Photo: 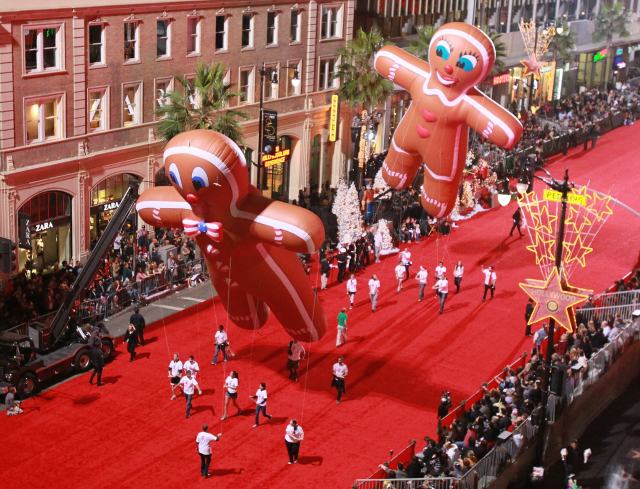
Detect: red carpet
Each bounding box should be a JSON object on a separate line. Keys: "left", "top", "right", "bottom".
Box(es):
{"left": 3, "top": 124, "right": 640, "bottom": 489}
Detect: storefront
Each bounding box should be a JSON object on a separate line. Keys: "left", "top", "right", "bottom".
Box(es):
{"left": 506, "top": 62, "right": 557, "bottom": 112}
{"left": 262, "top": 136, "right": 292, "bottom": 201}
{"left": 89, "top": 173, "right": 140, "bottom": 245}
{"left": 17, "top": 191, "right": 72, "bottom": 273}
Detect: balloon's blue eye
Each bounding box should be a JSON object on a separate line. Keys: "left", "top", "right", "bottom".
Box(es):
{"left": 435, "top": 40, "right": 451, "bottom": 60}
{"left": 168, "top": 163, "right": 182, "bottom": 188}
{"left": 456, "top": 54, "right": 478, "bottom": 72}
{"left": 191, "top": 167, "right": 209, "bottom": 191}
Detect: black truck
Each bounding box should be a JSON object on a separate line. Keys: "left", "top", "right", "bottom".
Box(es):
{"left": 0, "top": 185, "right": 139, "bottom": 398}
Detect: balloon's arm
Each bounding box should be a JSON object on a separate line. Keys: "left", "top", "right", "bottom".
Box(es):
{"left": 463, "top": 90, "right": 524, "bottom": 150}
{"left": 135, "top": 186, "right": 194, "bottom": 228}
{"left": 373, "top": 45, "right": 429, "bottom": 89}
{"left": 239, "top": 195, "right": 325, "bottom": 254}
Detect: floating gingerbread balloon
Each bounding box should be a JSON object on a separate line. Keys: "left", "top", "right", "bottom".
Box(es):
{"left": 374, "top": 22, "right": 523, "bottom": 218}
{"left": 136, "top": 130, "right": 327, "bottom": 342}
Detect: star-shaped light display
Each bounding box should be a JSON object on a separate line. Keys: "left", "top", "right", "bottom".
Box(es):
{"left": 563, "top": 234, "right": 593, "bottom": 268}
{"left": 520, "top": 56, "right": 541, "bottom": 77}
{"left": 519, "top": 267, "right": 592, "bottom": 333}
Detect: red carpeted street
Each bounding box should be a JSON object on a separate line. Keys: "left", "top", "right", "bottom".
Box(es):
{"left": 3, "top": 123, "right": 640, "bottom": 489}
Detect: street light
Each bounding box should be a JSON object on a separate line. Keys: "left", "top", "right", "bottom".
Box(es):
{"left": 254, "top": 63, "right": 301, "bottom": 191}
{"left": 497, "top": 179, "right": 512, "bottom": 206}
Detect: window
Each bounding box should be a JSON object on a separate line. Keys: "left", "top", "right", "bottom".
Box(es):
{"left": 267, "top": 12, "right": 278, "bottom": 46}
{"left": 88, "top": 88, "right": 108, "bottom": 131}
{"left": 265, "top": 65, "right": 279, "bottom": 100}
{"left": 122, "top": 83, "right": 142, "bottom": 126}
{"left": 25, "top": 96, "right": 62, "bottom": 143}
{"left": 124, "top": 22, "right": 139, "bottom": 62}
{"left": 320, "top": 6, "right": 343, "bottom": 40}
{"left": 239, "top": 67, "right": 255, "bottom": 104}
{"left": 215, "top": 15, "right": 228, "bottom": 51}
{"left": 287, "top": 60, "right": 302, "bottom": 96}
{"left": 185, "top": 76, "right": 201, "bottom": 109}
{"left": 155, "top": 78, "right": 173, "bottom": 112}
{"left": 241, "top": 13, "right": 254, "bottom": 48}
{"left": 157, "top": 19, "right": 171, "bottom": 58}
{"left": 319, "top": 58, "right": 338, "bottom": 90}
{"left": 23, "top": 26, "right": 62, "bottom": 73}
{"left": 187, "top": 17, "right": 201, "bottom": 55}
{"left": 88, "top": 24, "right": 105, "bottom": 65}
{"left": 290, "top": 9, "right": 301, "bottom": 43}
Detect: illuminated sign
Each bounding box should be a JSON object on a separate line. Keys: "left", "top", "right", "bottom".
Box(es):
{"left": 593, "top": 49, "right": 608, "bottom": 63}
{"left": 34, "top": 221, "right": 54, "bottom": 232}
{"left": 329, "top": 94, "right": 339, "bottom": 142}
{"left": 261, "top": 146, "right": 291, "bottom": 167}
{"left": 543, "top": 189, "right": 587, "bottom": 206}
{"left": 103, "top": 201, "right": 120, "bottom": 212}
{"left": 616, "top": 62, "right": 627, "bottom": 69}
{"left": 492, "top": 73, "right": 510, "bottom": 85}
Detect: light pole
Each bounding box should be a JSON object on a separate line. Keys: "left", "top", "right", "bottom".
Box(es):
{"left": 254, "top": 63, "right": 301, "bottom": 191}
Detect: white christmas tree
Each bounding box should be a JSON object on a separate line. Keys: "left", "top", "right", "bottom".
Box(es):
{"left": 373, "top": 168, "right": 391, "bottom": 199}
{"left": 375, "top": 218, "right": 398, "bottom": 255}
{"left": 332, "top": 181, "right": 363, "bottom": 244}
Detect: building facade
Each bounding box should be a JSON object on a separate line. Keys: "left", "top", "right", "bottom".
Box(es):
{"left": 0, "top": 0, "right": 355, "bottom": 270}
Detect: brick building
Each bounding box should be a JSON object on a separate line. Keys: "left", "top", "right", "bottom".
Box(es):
{"left": 0, "top": 0, "right": 355, "bottom": 270}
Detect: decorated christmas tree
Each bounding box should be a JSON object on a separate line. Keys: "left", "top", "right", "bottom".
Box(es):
{"left": 332, "top": 181, "right": 363, "bottom": 244}
{"left": 375, "top": 218, "right": 398, "bottom": 255}
{"left": 373, "top": 168, "right": 391, "bottom": 199}
{"left": 460, "top": 180, "right": 474, "bottom": 210}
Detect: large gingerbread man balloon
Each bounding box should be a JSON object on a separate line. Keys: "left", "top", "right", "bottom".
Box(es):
{"left": 136, "top": 130, "right": 327, "bottom": 342}
{"left": 374, "top": 22, "right": 523, "bottom": 217}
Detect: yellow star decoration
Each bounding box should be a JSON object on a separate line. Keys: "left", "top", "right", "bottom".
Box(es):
{"left": 527, "top": 232, "right": 556, "bottom": 265}
{"left": 531, "top": 204, "right": 558, "bottom": 236}
{"left": 591, "top": 192, "right": 614, "bottom": 222}
{"left": 565, "top": 204, "right": 592, "bottom": 235}
{"left": 563, "top": 234, "right": 593, "bottom": 268}
{"left": 519, "top": 267, "right": 592, "bottom": 333}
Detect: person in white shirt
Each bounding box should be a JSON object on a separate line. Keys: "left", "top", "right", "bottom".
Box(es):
{"left": 435, "top": 261, "right": 447, "bottom": 281}
{"left": 395, "top": 261, "right": 407, "bottom": 293}
{"left": 168, "top": 353, "right": 183, "bottom": 400}
{"left": 374, "top": 232, "right": 383, "bottom": 263}
{"left": 368, "top": 274, "right": 381, "bottom": 312}
{"left": 453, "top": 260, "right": 464, "bottom": 293}
{"left": 416, "top": 266, "right": 429, "bottom": 302}
{"left": 346, "top": 274, "right": 357, "bottom": 309}
{"left": 606, "top": 323, "right": 620, "bottom": 341}
{"left": 287, "top": 339, "right": 306, "bottom": 381}
{"left": 284, "top": 419, "right": 304, "bottom": 464}
{"left": 113, "top": 232, "right": 122, "bottom": 255}
{"left": 401, "top": 248, "right": 412, "bottom": 277}
{"left": 601, "top": 321, "right": 611, "bottom": 339}
{"left": 212, "top": 324, "right": 228, "bottom": 365}
{"left": 332, "top": 356, "right": 349, "bottom": 403}
{"left": 220, "top": 370, "right": 241, "bottom": 420}
{"left": 250, "top": 382, "right": 273, "bottom": 427}
{"left": 184, "top": 355, "right": 200, "bottom": 378}
{"left": 195, "top": 424, "right": 222, "bottom": 478}
{"left": 179, "top": 369, "right": 202, "bottom": 418}
{"left": 482, "top": 265, "right": 497, "bottom": 301}
{"left": 433, "top": 275, "right": 449, "bottom": 314}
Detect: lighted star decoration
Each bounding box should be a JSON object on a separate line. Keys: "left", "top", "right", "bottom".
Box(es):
{"left": 519, "top": 267, "right": 592, "bottom": 333}
{"left": 518, "top": 20, "right": 555, "bottom": 78}
{"left": 563, "top": 234, "right": 593, "bottom": 268}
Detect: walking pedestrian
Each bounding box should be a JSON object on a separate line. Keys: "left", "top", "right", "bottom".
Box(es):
{"left": 481, "top": 265, "right": 497, "bottom": 301}
{"left": 416, "top": 266, "right": 428, "bottom": 302}
{"left": 195, "top": 425, "right": 222, "bottom": 478}
{"left": 336, "top": 307, "right": 348, "bottom": 347}
{"left": 284, "top": 419, "right": 304, "bottom": 464}
{"left": 129, "top": 307, "right": 146, "bottom": 345}
{"left": 320, "top": 255, "right": 331, "bottom": 290}
{"left": 435, "top": 261, "right": 447, "bottom": 281}
{"left": 184, "top": 355, "right": 200, "bottom": 378}
{"left": 124, "top": 324, "right": 139, "bottom": 361}
{"left": 433, "top": 275, "right": 449, "bottom": 314}
{"left": 509, "top": 208, "right": 524, "bottom": 237}
{"left": 336, "top": 248, "right": 347, "bottom": 283}
{"left": 251, "top": 382, "right": 273, "bottom": 427}
{"left": 287, "top": 339, "right": 306, "bottom": 381}
{"left": 88, "top": 340, "right": 104, "bottom": 386}
{"left": 346, "top": 274, "right": 357, "bottom": 309}
{"left": 368, "top": 274, "right": 381, "bottom": 312}
{"left": 220, "top": 370, "right": 241, "bottom": 420}
{"left": 374, "top": 232, "right": 382, "bottom": 263}
{"left": 180, "top": 369, "right": 202, "bottom": 418}
{"left": 168, "top": 353, "right": 183, "bottom": 400}
{"left": 395, "top": 261, "right": 406, "bottom": 293}
{"left": 401, "top": 248, "right": 412, "bottom": 278}
{"left": 212, "top": 325, "right": 228, "bottom": 365}
{"left": 332, "top": 356, "right": 349, "bottom": 403}
{"left": 453, "top": 261, "right": 464, "bottom": 293}
{"left": 525, "top": 299, "right": 535, "bottom": 336}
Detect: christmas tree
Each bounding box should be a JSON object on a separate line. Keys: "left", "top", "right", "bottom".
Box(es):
{"left": 373, "top": 168, "right": 391, "bottom": 199}
{"left": 332, "top": 181, "right": 363, "bottom": 244}
{"left": 375, "top": 218, "right": 398, "bottom": 256}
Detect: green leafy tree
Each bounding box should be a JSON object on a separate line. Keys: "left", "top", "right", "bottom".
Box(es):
{"left": 488, "top": 31, "right": 507, "bottom": 77}
{"left": 156, "top": 61, "right": 247, "bottom": 143}
{"left": 336, "top": 28, "right": 394, "bottom": 112}
{"left": 593, "top": 2, "right": 630, "bottom": 87}
{"left": 407, "top": 25, "right": 436, "bottom": 61}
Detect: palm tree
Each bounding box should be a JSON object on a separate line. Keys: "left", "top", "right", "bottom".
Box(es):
{"left": 488, "top": 31, "right": 507, "bottom": 77}
{"left": 336, "top": 28, "right": 394, "bottom": 112}
{"left": 592, "top": 2, "right": 630, "bottom": 87}
{"left": 549, "top": 27, "right": 577, "bottom": 66}
{"left": 407, "top": 25, "right": 436, "bottom": 61}
{"left": 156, "top": 61, "right": 247, "bottom": 143}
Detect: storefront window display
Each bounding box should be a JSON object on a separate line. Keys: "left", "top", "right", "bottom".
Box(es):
{"left": 263, "top": 136, "right": 292, "bottom": 201}
{"left": 89, "top": 173, "right": 140, "bottom": 246}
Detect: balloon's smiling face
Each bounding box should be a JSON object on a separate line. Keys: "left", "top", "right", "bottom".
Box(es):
{"left": 428, "top": 30, "right": 492, "bottom": 93}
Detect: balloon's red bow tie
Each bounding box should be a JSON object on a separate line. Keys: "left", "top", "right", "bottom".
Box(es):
{"left": 182, "top": 218, "right": 223, "bottom": 241}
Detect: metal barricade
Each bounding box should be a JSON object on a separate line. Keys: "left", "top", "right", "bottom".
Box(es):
{"left": 352, "top": 478, "right": 458, "bottom": 489}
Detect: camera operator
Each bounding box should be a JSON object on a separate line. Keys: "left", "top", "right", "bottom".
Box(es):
{"left": 438, "top": 391, "right": 452, "bottom": 419}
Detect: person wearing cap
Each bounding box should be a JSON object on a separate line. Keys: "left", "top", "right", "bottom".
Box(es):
{"left": 195, "top": 424, "right": 222, "bottom": 478}
{"left": 332, "top": 356, "right": 349, "bottom": 403}
{"left": 336, "top": 308, "right": 348, "bottom": 347}
{"left": 395, "top": 260, "right": 407, "bottom": 293}
{"left": 416, "top": 266, "right": 428, "bottom": 302}
{"left": 284, "top": 419, "right": 304, "bottom": 464}
{"left": 346, "top": 274, "right": 357, "bottom": 309}
{"left": 368, "top": 274, "right": 381, "bottom": 312}
{"left": 180, "top": 369, "right": 202, "bottom": 418}
{"left": 481, "top": 265, "right": 497, "bottom": 301}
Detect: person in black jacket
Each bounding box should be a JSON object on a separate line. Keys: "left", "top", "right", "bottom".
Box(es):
{"left": 89, "top": 341, "right": 105, "bottom": 386}
{"left": 510, "top": 207, "right": 523, "bottom": 237}
{"left": 124, "top": 324, "right": 139, "bottom": 362}
{"left": 525, "top": 299, "right": 534, "bottom": 336}
{"left": 129, "top": 307, "right": 146, "bottom": 345}
{"left": 336, "top": 249, "right": 347, "bottom": 283}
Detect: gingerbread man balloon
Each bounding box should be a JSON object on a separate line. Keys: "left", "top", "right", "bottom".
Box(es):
{"left": 374, "top": 22, "right": 523, "bottom": 217}
{"left": 136, "top": 130, "right": 327, "bottom": 342}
